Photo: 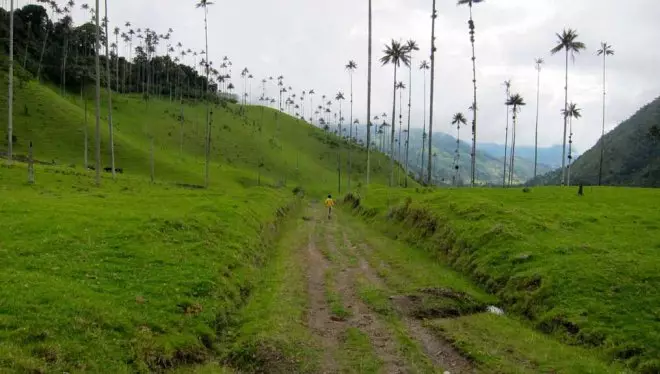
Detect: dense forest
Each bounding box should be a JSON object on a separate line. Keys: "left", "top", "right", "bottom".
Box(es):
{"left": 533, "top": 96, "right": 660, "bottom": 187}
{"left": 0, "top": 4, "right": 221, "bottom": 102}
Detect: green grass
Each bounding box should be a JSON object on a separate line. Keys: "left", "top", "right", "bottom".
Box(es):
{"left": 427, "top": 314, "right": 624, "bottom": 373}
{"left": 224, "top": 208, "right": 320, "bottom": 373}
{"left": 347, "top": 186, "right": 660, "bottom": 371}
{"left": 338, "top": 328, "right": 382, "bottom": 374}
{"left": 0, "top": 163, "right": 293, "bottom": 372}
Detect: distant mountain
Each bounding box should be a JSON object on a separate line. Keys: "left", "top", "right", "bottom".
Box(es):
{"left": 532, "top": 95, "right": 660, "bottom": 187}
{"left": 477, "top": 143, "right": 568, "bottom": 169}
{"left": 337, "top": 124, "right": 552, "bottom": 185}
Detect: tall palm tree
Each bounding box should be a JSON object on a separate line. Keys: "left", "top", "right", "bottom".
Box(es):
{"left": 366, "top": 0, "right": 373, "bottom": 185}
{"left": 396, "top": 81, "right": 406, "bottom": 185}
{"left": 533, "top": 58, "right": 544, "bottom": 179}
{"left": 452, "top": 112, "right": 467, "bottom": 186}
{"left": 427, "top": 0, "right": 438, "bottom": 185}
{"left": 335, "top": 92, "right": 345, "bottom": 135}
{"left": 94, "top": 0, "right": 102, "bottom": 186}
{"left": 104, "top": 0, "right": 116, "bottom": 178}
{"left": 419, "top": 60, "right": 430, "bottom": 179}
{"left": 551, "top": 28, "right": 586, "bottom": 186}
{"left": 196, "top": 0, "right": 214, "bottom": 188}
{"left": 346, "top": 60, "right": 357, "bottom": 190}
{"left": 562, "top": 102, "right": 581, "bottom": 187}
{"left": 380, "top": 40, "right": 411, "bottom": 186}
{"left": 505, "top": 93, "right": 526, "bottom": 186}
{"left": 597, "top": 42, "right": 614, "bottom": 186}
{"left": 458, "top": 0, "right": 484, "bottom": 187}
{"left": 404, "top": 40, "right": 419, "bottom": 187}
{"left": 502, "top": 80, "right": 511, "bottom": 187}
{"left": 7, "top": 0, "right": 14, "bottom": 163}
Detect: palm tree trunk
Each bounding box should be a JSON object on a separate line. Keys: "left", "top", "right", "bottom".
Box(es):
{"left": 84, "top": 96, "right": 88, "bottom": 170}
{"left": 104, "top": 0, "right": 116, "bottom": 179}
{"left": 203, "top": 6, "right": 211, "bottom": 188}
{"left": 94, "top": 0, "right": 102, "bottom": 186}
{"left": 534, "top": 65, "right": 541, "bottom": 179}
{"left": 7, "top": 0, "right": 14, "bottom": 163}
{"left": 469, "top": 3, "right": 478, "bottom": 187}
{"left": 420, "top": 69, "right": 427, "bottom": 180}
{"left": 366, "top": 0, "right": 373, "bottom": 186}
{"left": 389, "top": 65, "right": 398, "bottom": 187}
{"left": 23, "top": 21, "right": 30, "bottom": 70}
{"left": 348, "top": 72, "right": 353, "bottom": 191}
{"left": 510, "top": 108, "right": 517, "bottom": 185}
{"left": 561, "top": 49, "right": 569, "bottom": 186}
{"left": 568, "top": 117, "right": 573, "bottom": 187}
{"left": 62, "top": 35, "right": 69, "bottom": 95}
{"left": 427, "top": 0, "right": 437, "bottom": 185}
{"left": 397, "top": 88, "right": 403, "bottom": 185}
{"left": 116, "top": 34, "right": 120, "bottom": 93}
{"left": 405, "top": 64, "right": 412, "bottom": 187}
{"left": 598, "top": 53, "right": 607, "bottom": 186}
{"left": 503, "top": 87, "right": 510, "bottom": 187}
{"left": 37, "top": 23, "right": 50, "bottom": 83}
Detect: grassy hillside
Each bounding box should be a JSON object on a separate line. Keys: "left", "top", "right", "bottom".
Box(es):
{"left": 0, "top": 70, "right": 410, "bottom": 194}
{"left": 534, "top": 96, "right": 660, "bottom": 187}
{"left": 346, "top": 187, "right": 660, "bottom": 372}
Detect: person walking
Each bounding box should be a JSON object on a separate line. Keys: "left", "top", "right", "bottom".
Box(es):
{"left": 324, "top": 194, "right": 336, "bottom": 219}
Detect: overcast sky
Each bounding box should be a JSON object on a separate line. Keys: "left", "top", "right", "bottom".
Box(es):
{"left": 10, "top": 0, "right": 660, "bottom": 151}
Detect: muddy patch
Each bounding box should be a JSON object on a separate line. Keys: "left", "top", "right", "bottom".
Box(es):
{"left": 390, "top": 288, "right": 486, "bottom": 320}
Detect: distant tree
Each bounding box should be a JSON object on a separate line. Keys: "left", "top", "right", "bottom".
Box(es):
{"left": 650, "top": 126, "right": 660, "bottom": 141}
{"left": 534, "top": 58, "right": 544, "bottom": 179}
{"left": 345, "top": 60, "right": 357, "bottom": 190}
{"left": 561, "top": 102, "right": 582, "bottom": 187}
{"left": 427, "top": 0, "right": 438, "bottom": 184}
{"left": 103, "top": 0, "right": 116, "bottom": 178}
{"left": 366, "top": 0, "right": 373, "bottom": 185}
{"left": 196, "top": 0, "right": 213, "bottom": 188}
{"left": 403, "top": 40, "right": 419, "bottom": 187}
{"left": 597, "top": 42, "right": 615, "bottom": 186}
{"left": 451, "top": 112, "right": 467, "bottom": 186}
{"left": 94, "top": 0, "right": 102, "bottom": 186}
{"left": 551, "top": 28, "right": 586, "bottom": 186}
{"left": 458, "top": 0, "right": 484, "bottom": 187}
{"left": 419, "top": 60, "right": 430, "bottom": 179}
{"left": 505, "top": 93, "right": 526, "bottom": 186}
{"left": 502, "top": 79, "right": 511, "bottom": 187}
{"left": 380, "top": 39, "right": 411, "bottom": 186}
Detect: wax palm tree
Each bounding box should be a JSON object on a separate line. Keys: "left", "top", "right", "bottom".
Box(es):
{"left": 502, "top": 79, "right": 511, "bottom": 187}
{"left": 381, "top": 39, "right": 411, "bottom": 186}
{"left": 94, "top": 0, "right": 102, "bottom": 185}
{"left": 551, "top": 28, "right": 586, "bottom": 186}
{"left": 505, "top": 93, "right": 526, "bottom": 186}
{"left": 452, "top": 112, "right": 467, "bottom": 186}
{"left": 7, "top": 0, "right": 14, "bottom": 162}
{"left": 396, "top": 81, "right": 406, "bottom": 184}
{"left": 427, "top": 0, "right": 438, "bottom": 184}
{"left": 597, "top": 42, "right": 614, "bottom": 186}
{"left": 419, "top": 60, "right": 430, "bottom": 179}
{"left": 458, "top": 0, "right": 484, "bottom": 187}
{"left": 366, "top": 0, "right": 373, "bottom": 185}
{"left": 345, "top": 60, "right": 357, "bottom": 190}
{"left": 103, "top": 0, "right": 116, "bottom": 178}
{"left": 403, "top": 40, "right": 419, "bottom": 187}
{"left": 196, "top": 0, "right": 214, "bottom": 188}
{"left": 562, "top": 102, "right": 581, "bottom": 187}
{"left": 533, "top": 58, "right": 544, "bottom": 179}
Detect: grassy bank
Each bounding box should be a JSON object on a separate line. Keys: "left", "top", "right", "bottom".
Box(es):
{"left": 345, "top": 186, "right": 660, "bottom": 371}
{"left": 0, "top": 163, "right": 294, "bottom": 372}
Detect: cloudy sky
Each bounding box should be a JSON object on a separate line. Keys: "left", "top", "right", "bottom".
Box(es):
{"left": 10, "top": 0, "right": 660, "bottom": 151}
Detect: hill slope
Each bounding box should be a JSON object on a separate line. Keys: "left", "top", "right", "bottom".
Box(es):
{"left": 533, "top": 95, "right": 660, "bottom": 186}
{"left": 0, "top": 71, "right": 409, "bottom": 194}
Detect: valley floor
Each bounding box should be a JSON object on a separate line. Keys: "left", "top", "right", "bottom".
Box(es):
{"left": 233, "top": 202, "right": 621, "bottom": 373}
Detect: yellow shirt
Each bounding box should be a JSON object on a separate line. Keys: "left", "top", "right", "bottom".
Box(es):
{"left": 324, "top": 198, "right": 335, "bottom": 208}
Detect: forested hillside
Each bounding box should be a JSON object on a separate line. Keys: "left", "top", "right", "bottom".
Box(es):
{"left": 533, "top": 96, "right": 660, "bottom": 186}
